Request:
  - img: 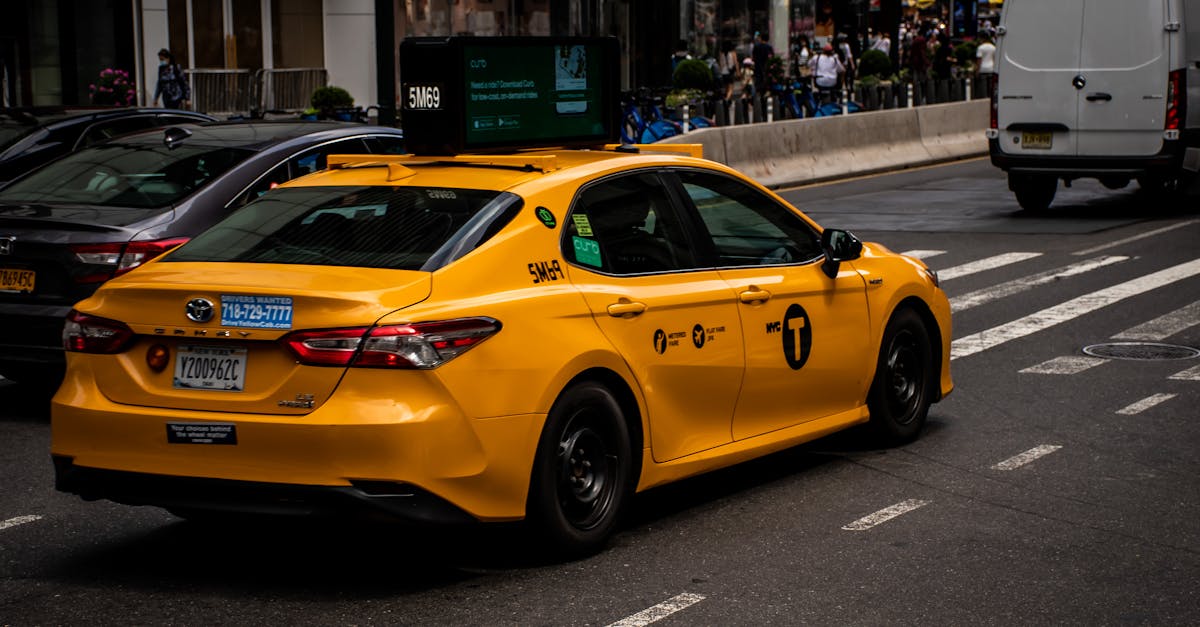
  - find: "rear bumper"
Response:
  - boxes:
[988,133,1198,176]
[51,364,546,522]
[0,303,72,370]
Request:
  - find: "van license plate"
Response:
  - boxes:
[174,345,247,391]
[1021,131,1053,150]
[0,268,35,293]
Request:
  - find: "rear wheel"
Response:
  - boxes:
[867,309,934,444]
[1010,174,1057,212]
[1099,176,1130,190]
[527,382,633,557]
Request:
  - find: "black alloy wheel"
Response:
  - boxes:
[528,382,632,557]
[867,308,934,443]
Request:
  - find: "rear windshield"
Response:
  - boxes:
[165,185,516,271]
[0,142,253,208]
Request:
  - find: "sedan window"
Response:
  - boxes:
[563,172,695,275]
[675,170,823,267]
[0,143,253,209]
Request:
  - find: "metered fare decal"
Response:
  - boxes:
[652,324,726,354]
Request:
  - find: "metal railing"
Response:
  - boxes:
[185,68,328,116]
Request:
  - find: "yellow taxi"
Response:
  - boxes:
[51,143,952,554]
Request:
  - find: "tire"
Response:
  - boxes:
[1099,176,1130,190]
[527,382,633,557]
[867,309,935,444]
[1011,174,1057,212]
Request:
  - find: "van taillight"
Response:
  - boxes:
[1166,69,1184,133]
[63,310,135,354]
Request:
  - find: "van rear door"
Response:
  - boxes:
[996,0,1085,157]
[1075,0,1170,156]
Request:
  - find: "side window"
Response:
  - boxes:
[289,138,369,176]
[563,172,695,275]
[676,170,823,267]
[78,116,158,147]
[230,162,291,208]
[363,135,407,155]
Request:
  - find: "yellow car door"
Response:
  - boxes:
[671,170,871,440]
[563,171,744,462]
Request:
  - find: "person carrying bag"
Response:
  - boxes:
[154,48,191,110]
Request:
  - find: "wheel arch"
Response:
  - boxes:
[889,295,945,402]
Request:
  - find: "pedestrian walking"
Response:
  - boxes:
[976,35,997,76]
[717,40,739,102]
[873,31,892,57]
[810,43,844,105]
[153,48,190,110]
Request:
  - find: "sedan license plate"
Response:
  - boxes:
[174,345,247,391]
[1021,131,1053,150]
[0,268,35,293]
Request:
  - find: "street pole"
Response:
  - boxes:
[375,0,397,126]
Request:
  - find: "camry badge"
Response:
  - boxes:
[185,298,215,323]
[0,236,13,255]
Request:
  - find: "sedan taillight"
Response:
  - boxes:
[63,310,135,354]
[70,238,190,283]
[282,318,501,369]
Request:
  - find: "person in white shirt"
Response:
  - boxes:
[976,36,997,75]
[872,32,892,57]
[809,44,845,104]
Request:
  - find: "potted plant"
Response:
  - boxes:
[306,86,356,121]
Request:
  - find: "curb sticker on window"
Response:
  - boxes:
[572,214,594,236]
[573,236,602,267]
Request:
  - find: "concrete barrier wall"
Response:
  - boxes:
[661,99,988,188]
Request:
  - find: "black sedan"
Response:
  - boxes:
[0,121,405,385]
[0,107,215,185]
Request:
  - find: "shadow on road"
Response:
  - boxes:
[0,380,52,422]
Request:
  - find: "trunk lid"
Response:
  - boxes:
[81,262,430,414]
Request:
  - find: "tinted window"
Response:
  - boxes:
[230,162,291,208]
[290,138,369,176]
[563,172,694,275]
[363,135,407,155]
[0,143,253,208]
[78,116,159,147]
[167,185,506,270]
[676,170,822,267]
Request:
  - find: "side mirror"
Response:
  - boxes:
[820,228,863,279]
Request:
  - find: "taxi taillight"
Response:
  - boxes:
[63,310,135,354]
[282,318,501,369]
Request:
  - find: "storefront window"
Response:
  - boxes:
[272,0,323,68]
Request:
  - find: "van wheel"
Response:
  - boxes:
[1137,173,1181,197]
[867,309,934,444]
[1100,176,1130,190]
[528,382,633,557]
[1011,174,1057,212]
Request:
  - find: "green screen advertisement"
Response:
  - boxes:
[462,43,607,146]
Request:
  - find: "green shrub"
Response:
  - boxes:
[672,59,713,90]
[858,49,892,79]
[954,41,978,67]
[310,85,354,111]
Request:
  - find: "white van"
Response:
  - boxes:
[988,0,1200,211]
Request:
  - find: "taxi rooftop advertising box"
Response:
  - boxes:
[400,37,620,155]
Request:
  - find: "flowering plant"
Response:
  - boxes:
[89,68,135,106]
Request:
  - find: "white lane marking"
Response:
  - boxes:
[606,593,706,627]
[1168,364,1200,381]
[1116,393,1178,416]
[0,515,43,531]
[992,445,1063,471]
[842,499,930,531]
[950,256,1129,312]
[937,252,1043,281]
[1019,356,1108,375]
[901,249,946,260]
[1073,219,1200,256]
[1112,300,1200,341]
[952,258,1200,360]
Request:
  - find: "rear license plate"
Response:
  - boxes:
[1021,131,1053,150]
[173,345,247,391]
[220,294,293,329]
[166,422,238,445]
[0,268,35,293]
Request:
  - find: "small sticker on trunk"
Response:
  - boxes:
[166,422,238,445]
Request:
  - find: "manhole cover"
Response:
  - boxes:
[1082,342,1200,361]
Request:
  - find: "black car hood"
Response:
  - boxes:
[0,202,170,230]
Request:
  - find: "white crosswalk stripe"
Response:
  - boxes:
[1020,356,1108,375]
[1111,300,1200,341]
[1168,364,1200,382]
[951,255,1128,312]
[937,252,1043,281]
[1116,393,1177,415]
[952,257,1200,360]
[900,249,947,260]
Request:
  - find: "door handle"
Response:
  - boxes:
[1085,92,1112,102]
[606,300,647,317]
[739,287,772,304]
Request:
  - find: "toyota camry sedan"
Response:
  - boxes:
[51,145,952,555]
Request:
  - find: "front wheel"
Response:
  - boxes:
[528,382,633,557]
[867,309,935,444]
